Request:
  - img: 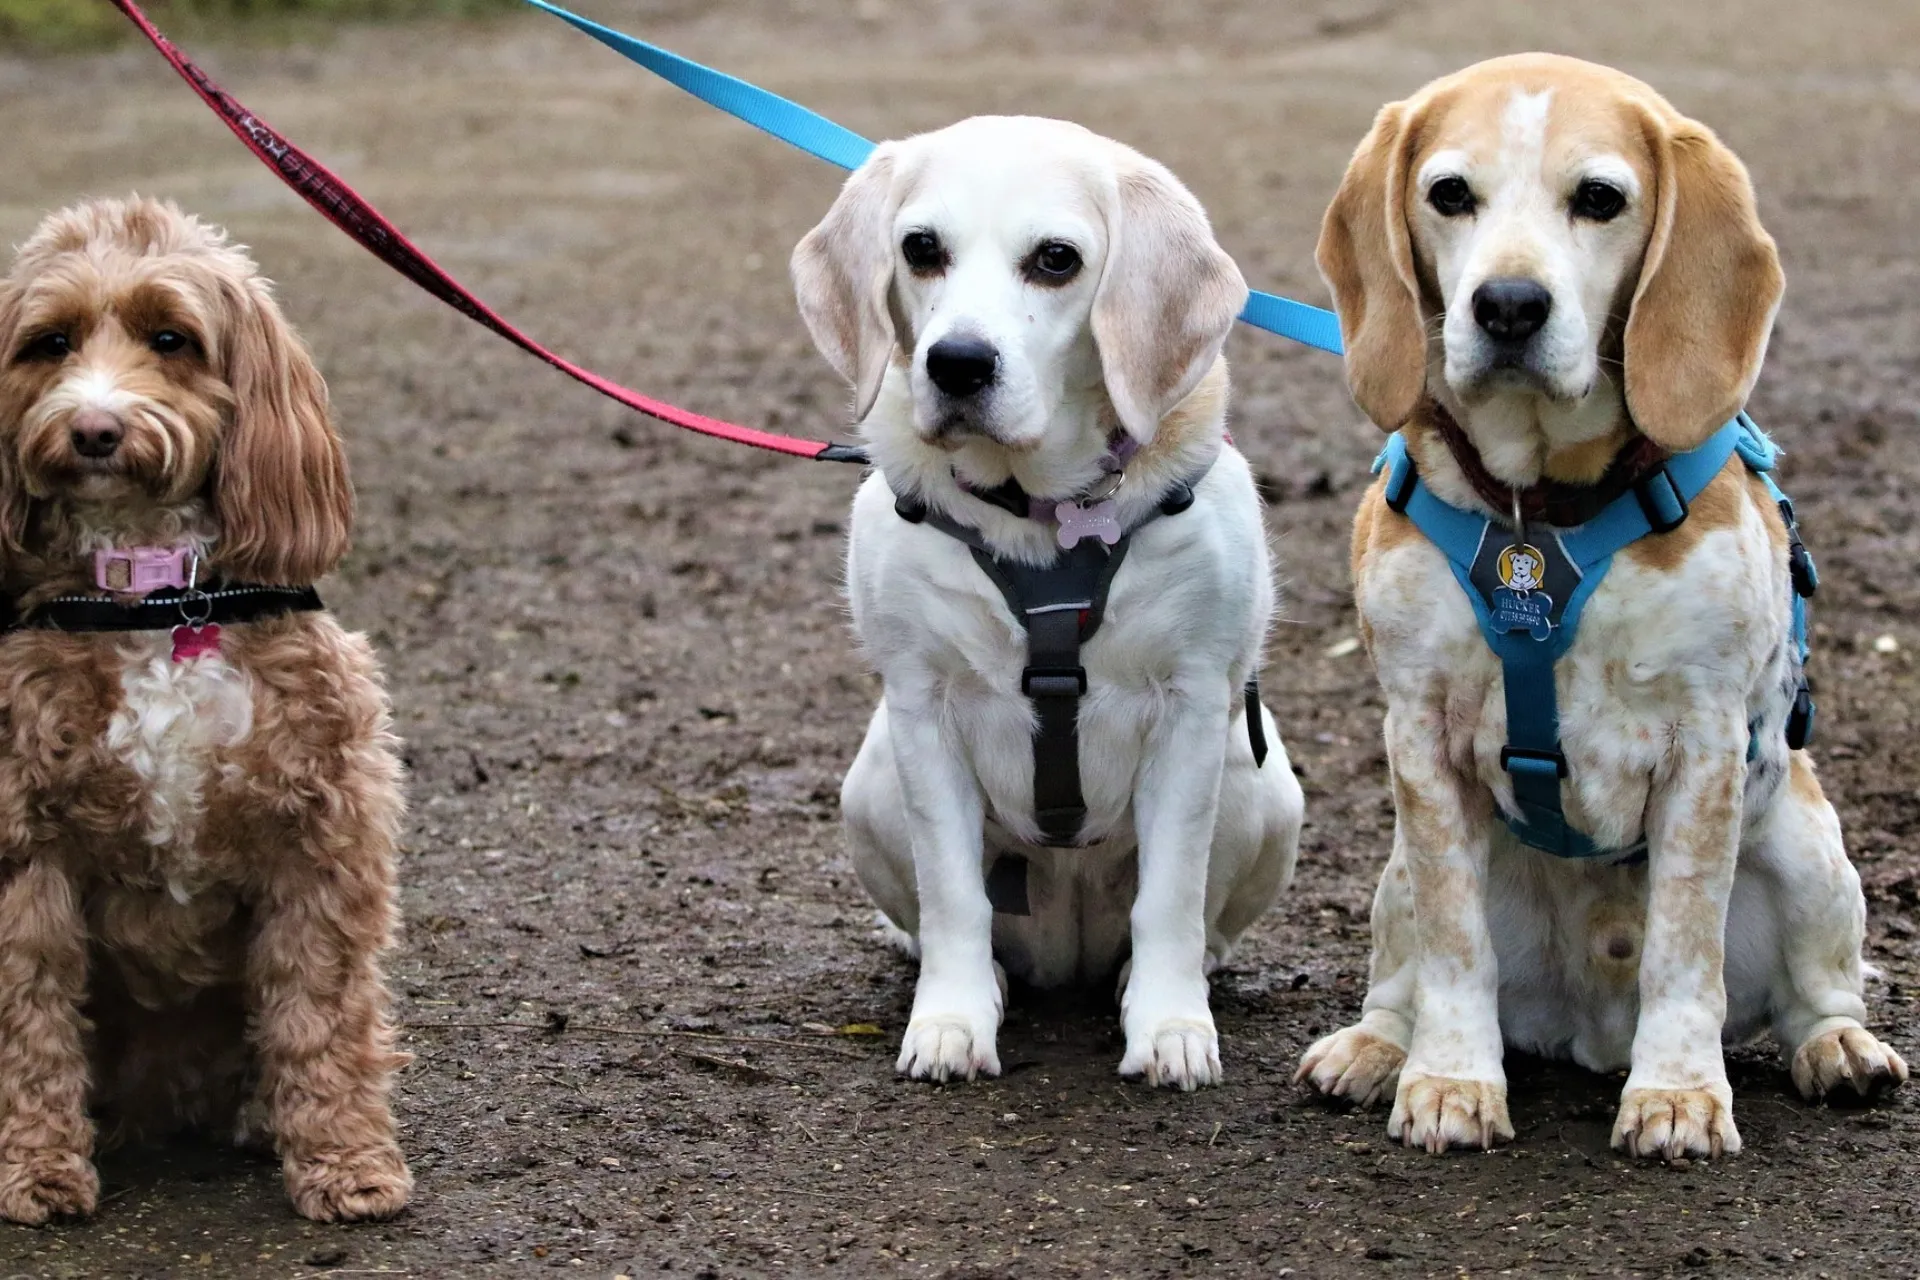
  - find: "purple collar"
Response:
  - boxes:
[953,434,1140,549]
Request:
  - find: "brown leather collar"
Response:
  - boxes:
[1427,401,1672,528]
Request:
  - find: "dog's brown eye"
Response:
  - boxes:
[1427,177,1476,217]
[901,230,947,274]
[1571,179,1627,222]
[149,329,191,355]
[17,331,71,362]
[1025,241,1083,285]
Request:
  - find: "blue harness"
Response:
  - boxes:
[1374,414,1817,859]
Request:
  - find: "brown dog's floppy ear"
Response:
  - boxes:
[213,276,352,584]
[1317,102,1427,431]
[791,144,901,424]
[0,281,30,569]
[1090,158,1248,446]
[1623,115,1783,451]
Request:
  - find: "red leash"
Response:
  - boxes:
[107,0,865,465]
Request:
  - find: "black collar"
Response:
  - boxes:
[0,581,324,635]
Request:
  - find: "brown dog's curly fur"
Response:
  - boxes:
[0,197,410,1224]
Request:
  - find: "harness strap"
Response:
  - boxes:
[1377,414,1805,860]
[893,467,1246,849]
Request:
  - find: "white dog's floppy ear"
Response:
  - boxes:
[1316,101,1427,432]
[1623,113,1783,452]
[791,145,901,424]
[1090,159,1247,446]
[213,274,353,585]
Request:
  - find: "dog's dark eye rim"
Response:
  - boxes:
[149,329,195,355]
[15,331,72,362]
[1023,240,1084,284]
[1571,179,1628,221]
[1427,176,1477,217]
[900,229,948,273]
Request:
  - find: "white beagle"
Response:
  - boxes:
[1299,55,1905,1158]
[792,116,1303,1089]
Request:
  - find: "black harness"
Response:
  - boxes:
[0,582,324,635]
[892,467,1268,869]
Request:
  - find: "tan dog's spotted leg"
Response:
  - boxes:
[247,815,411,1223]
[1297,844,1415,1107]
[1380,712,1513,1152]
[1613,732,1745,1161]
[0,860,99,1224]
[1762,757,1908,1102]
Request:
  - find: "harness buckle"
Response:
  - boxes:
[1500,745,1569,779]
[1786,684,1816,751]
[894,494,927,524]
[1022,666,1087,698]
[1384,453,1417,514]
[1789,538,1818,599]
[1633,467,1689,534]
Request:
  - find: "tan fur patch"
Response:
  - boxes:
[1619,456,1750,573]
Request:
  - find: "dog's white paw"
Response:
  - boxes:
[1120,1017,1223,1091]
[1791,1025,1908,1103]
[1390,1073,1513,1153]
[1296,1025,1406,1108]
[1611,1086,1740,1162]
[897,1011,1001,1083]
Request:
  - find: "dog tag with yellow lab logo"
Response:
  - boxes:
[1469,532,1581,644]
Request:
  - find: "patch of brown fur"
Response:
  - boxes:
[0,199,408,1226]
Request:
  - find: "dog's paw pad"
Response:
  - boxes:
[1390,1075,1512,1153]
[286,1144,412,1222]
[1120,1018,1222,1092]
[1296,1026,1406,1108]
[0,1148,99,1225]
[1611,1087,1740,1161]
[1792,1025,1909,1103]
[896,1014,1000,1083]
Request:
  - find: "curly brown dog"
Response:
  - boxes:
[0,196,410,1224]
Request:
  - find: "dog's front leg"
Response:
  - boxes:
[1383,705,1513,1152]
[886,683,1002,1082]
[1613,723,1745,1161]
[0,859,97,1224]
[248,813,412,1222]
[1120,682,1231,1090]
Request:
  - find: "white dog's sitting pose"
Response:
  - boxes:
[792,116,1303,1089]
[1299,54,1905,1158]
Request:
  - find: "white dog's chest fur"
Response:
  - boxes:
[106,633,254,895]
[849,455,1267,851]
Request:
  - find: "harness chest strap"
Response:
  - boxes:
[893,468,1266,902]
[1375,413,1816,860]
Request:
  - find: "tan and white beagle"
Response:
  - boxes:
[1299,54,1905,1159]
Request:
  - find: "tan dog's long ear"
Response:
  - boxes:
[213,276,352,584]
[1091,159,1247,445]
[1623,116,1783,450]
[1317,102,1426,431]
[791,145,900,424]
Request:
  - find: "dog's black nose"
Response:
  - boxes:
[1472,278,1553,344]
[925,336,998,398]
[70,410,123,459]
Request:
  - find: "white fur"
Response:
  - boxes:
[107,632,253,899]
[813,119,1304,1090]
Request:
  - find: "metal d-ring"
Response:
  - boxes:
[177,552,212,629]
[1084,468,1125,504]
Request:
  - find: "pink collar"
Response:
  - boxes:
[94,546,199,595]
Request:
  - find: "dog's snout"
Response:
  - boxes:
[1472,278,1553,344]
[925,336,999,398]
[69,409,124,460]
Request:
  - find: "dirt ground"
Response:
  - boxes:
[3,0,1920,1275]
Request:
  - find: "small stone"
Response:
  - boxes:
[1874,633,1900,654]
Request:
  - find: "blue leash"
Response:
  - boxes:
[524,0,1346,357]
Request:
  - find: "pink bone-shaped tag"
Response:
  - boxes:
[95,546,195,594]
[170,623,223,663]
[1054,500,1123,549]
